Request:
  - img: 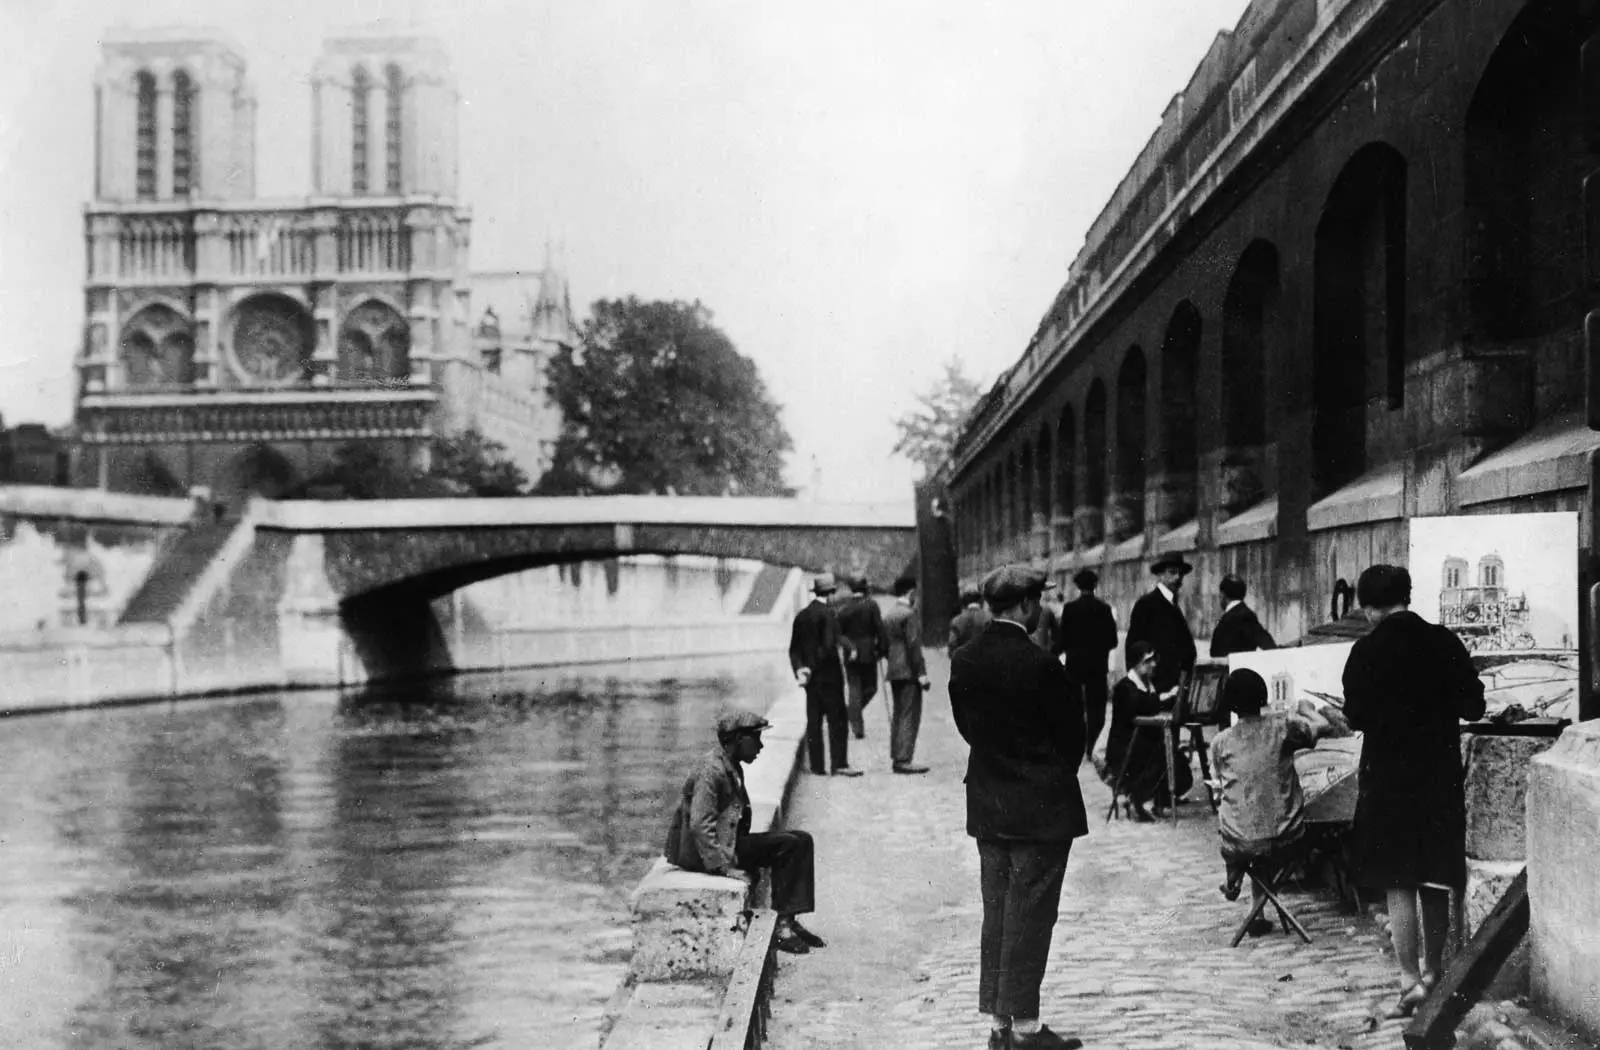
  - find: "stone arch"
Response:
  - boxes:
[1113,347,1148,540]
[1083,380,1108,546]
[1056,405,1076,548]
[216,444,298,516]
[1313,142,1407,496]
[1158,302,1201,527]
[1464,0,1592,413]
[1036,425,1053,552]
[338,297,411,385]
[1221,240,1279,513]
[228,293,315,387]
[119,303,194,388]
[1019,441,1035,548]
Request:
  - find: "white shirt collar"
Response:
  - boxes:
[1224,599,1242,613]
[896,596,914,607]
[1157,582,1178,604]
[1128,668,1153,690]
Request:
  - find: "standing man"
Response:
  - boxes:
[1030,579,1063,656]
[837,576,890,740]
[882,575,933,774]
[1126,554,1197,697]
[948,588,991,653]
[950,565,1087,1050]
[1209,574,1277,657]
[790,573,862,777]
[1059,568,1119,766]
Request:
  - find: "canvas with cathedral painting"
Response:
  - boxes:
[1409,513,1579,724]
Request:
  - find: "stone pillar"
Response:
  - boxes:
[277,534,347,686]
[155,79,175,200]
[1527,720,1600,1041]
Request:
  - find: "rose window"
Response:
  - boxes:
[230,295,314,386]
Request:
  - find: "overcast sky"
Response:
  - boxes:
[1,0,1249,501]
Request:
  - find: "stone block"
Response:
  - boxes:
[600,980,722,1050]
[1465,734,1560,863]
[1527,721,1600,1042]
[627,857,749,983]
[1466,859,1531,1000]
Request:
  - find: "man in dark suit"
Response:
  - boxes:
[836,576,890,739]
[1209,574,1277,657]
[789,573,862,777]
[948,588,991,653]
[950,565,1087,1050]
[1059,568,1119,763]
[1126,553,1197,696]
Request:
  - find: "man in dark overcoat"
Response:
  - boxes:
[789,572,862,776]
[836,576,890,739]
[950,565,1086,1050]
[1208,574,1277,657]
[1059,568,1118,762]
[948,588,991,653]
[1125,553,1197,696]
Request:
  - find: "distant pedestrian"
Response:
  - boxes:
[1030,579,1063,656]
[1209,574,1276,657]
[837,576,889,740]
[663,707,828,955]
[882,575,932,774]
[1342,565,1485,1019]
[789,572,862,777]
[1126,554,1197,695]
[950,565,1086,1050]
[947,589,991,653]
[1059,568,1118,766]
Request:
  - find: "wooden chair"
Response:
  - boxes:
[1229,856,1313,947]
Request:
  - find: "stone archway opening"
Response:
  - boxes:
[1159,302,1200,528]
[1083,380,1108,547]
[1221,240,1279,514]
[1056,405,1076,552]
[339,299,412,386]
[1113,348,1147,541]
[217,444,299,518]
[119,304,195,388]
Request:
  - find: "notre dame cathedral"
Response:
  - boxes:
[74,24,570,509]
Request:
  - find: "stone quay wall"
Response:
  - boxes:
[1527,720,1600,1042]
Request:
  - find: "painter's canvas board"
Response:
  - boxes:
[1229,643,1355,714]
[1409,513,1579,722]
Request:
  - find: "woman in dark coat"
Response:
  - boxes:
[1104,640,1192,820]
[1342,565,1486,1018]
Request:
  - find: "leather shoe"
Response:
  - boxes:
[1010,1025,1082,1050]
[832,767,864,777]
[788,919,826,948]
[892,763,929,774]
[773,929,810,954]
[1245,916,1275,938]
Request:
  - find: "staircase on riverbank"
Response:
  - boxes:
[118,521,238,625]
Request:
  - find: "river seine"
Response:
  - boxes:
[0,653,792,1050]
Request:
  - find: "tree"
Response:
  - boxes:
[892,357,985,479]
[299,428,531,499]
[538,297,794,496]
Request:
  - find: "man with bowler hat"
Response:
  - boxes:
[1059,568,1119,765]
[1126,553,1197,697]
[789,572,862,776]
[950,564,1087,1050]
[1209,574,1277,657]
[663,707,828,954]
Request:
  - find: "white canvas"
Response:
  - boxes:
[1229,642,1355,713]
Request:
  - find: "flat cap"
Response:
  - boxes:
[981,564,1052,608]
[716,707,772,738]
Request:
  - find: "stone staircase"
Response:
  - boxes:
[118,521,239,625]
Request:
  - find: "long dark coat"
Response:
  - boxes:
[1060,594,1118,683]
[1341,611,1486,889]
[1209,602,1277,657]
[1126,588,1196,693]
[949,620,1087,842]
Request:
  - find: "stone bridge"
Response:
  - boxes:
[252,496,918,602]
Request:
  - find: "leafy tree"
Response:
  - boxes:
[892,357,985,479]
[428,428,531,497]
[538,297,794,496]
[299,428,530,499]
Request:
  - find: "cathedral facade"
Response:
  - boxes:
[75,25,569,509]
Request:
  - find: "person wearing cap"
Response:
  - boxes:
[1126,553,1197,697]
[836,576,890,741]
[789,572,862,776]
[663,707,827,955]
[1059,568,1118,767]
[948,588,991,653]
[1341,565,1485,1019]
[882,574,933,774]
[950,564,1087,1050]
[1209,574,1277,657]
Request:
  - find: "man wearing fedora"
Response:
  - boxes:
[789,572,862,777]
[950,565,1087,1050]
[1059,568,1119,766]
[663,707,828,954]
[1126,553,1197,698]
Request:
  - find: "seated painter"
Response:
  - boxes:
[1210,669,1339,936]
[662,707,827,955]
[1103,640,1192,821]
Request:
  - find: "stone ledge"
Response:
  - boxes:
[1527,721,1600,1042]
[601,981,722,1050]
[1466,734,1559,863]
[1456,1000,1600,1050]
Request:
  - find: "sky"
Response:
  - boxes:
[0,0,1251,502]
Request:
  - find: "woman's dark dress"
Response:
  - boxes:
[1104,675,1192,805]
[1341,611,1486,889]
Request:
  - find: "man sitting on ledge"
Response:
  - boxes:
[663,707,827,955]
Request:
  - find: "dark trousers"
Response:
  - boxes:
[845,662,879,738]
[1080,672,1109,761]
[737,829,816,915]
[889,679,922,765]
[805,678,850,773]
[977,837,1072,1020]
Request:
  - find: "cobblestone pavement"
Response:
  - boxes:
[766,653,1415,1050]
